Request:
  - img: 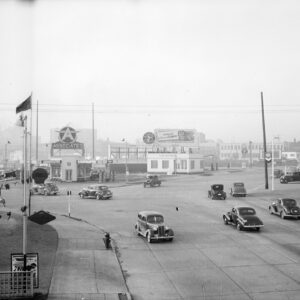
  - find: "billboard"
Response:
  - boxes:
[155,129,195,143]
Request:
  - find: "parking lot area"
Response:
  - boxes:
[4,168,300,300]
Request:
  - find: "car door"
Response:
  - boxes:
[89,186,97,198]
[277,199,283,215]
[272,200,279,214]
[140,216,147,235]
[231,208,238,224]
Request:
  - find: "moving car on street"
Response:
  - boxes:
[208,184,226,200]
[144,175,161,188]
[280,171,300,184]
[135,211,174,243]
[78,184,113,200]
[230,182,247,197]
[30,182,59,196]
[223,206,264,231]
[269,198,300,219]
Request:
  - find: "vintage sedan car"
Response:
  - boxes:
[269,198,300,219]
[208,184,226,200]
[30,182,59,196]
[144,175,161,188]
[223,206,264,231]
[230,182,247,197]
[78,184,113,200]
[134,211,174,243]
[280,171,300,184]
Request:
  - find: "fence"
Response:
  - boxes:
[0,271,33,299]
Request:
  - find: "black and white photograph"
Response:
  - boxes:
[0,0,300,299]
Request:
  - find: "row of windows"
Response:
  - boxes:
[220,144,282,150]
[220,153,260,158]
[150,159,201,170]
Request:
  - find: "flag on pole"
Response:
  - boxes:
[16,94,32,114]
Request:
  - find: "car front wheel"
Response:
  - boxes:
[79,194,84,199]
[146,233,152,243]
[256,227,260,231]
[223,216,228,225]
[280,211,285,219]
[237,223,243,231]
[96,194,101,200]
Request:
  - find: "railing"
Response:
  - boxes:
[0,271,33,299]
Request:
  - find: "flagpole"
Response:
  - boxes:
[29,104,33,216]
[92,102,95,160]
[23,115,28,269]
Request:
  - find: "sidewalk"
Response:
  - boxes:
[47,215,131,300]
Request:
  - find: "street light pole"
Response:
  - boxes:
[4,141,11,171]
[22,116,28,269]
[271,136,280,191]
[271,138,274,191]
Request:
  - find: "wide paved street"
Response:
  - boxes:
[6,168,300,299]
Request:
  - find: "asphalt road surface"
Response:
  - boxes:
[7,168,300,299]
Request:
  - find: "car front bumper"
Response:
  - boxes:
[243,224,264,228]
[151,235,174,240]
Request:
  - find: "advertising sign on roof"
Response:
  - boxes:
[155,129,195,143]
[51,126,85,157]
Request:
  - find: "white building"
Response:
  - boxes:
[147,152,204,174]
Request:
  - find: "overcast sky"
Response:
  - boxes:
[1,0,300,143]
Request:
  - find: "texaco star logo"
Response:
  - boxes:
[58,126,78,143]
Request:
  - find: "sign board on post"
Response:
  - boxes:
[265,152,272,163]
[11,253,39,288]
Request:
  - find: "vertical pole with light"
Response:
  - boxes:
[271,137,274,191]
[23,115,28,270]
[16,94,32,272]
[4,141,11,171]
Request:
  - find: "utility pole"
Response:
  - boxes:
[36,101,39,164]
[261,92,269,189]
[23,115,28,270]
[92,103,95,160]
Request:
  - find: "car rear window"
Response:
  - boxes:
[238,208,256,215]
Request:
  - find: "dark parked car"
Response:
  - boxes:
[230,182,247,197]
[78,185,112,200]
[134,211,174,243]
[280,172,300,184]
[223,206,264,231]
[30,182,59,196]
[144,175,161,188]
[208,184,226,200]
[269,198,300,219]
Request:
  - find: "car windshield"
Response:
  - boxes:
[238,207,256,215]
[97,186,108,190]
[282,199,296,207]
[147,215,164,224]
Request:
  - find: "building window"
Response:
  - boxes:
[190,160,195,169]
[162,160,169,169]
[151,160,158,169]
[67,162,71,166]
[181,160,187,169]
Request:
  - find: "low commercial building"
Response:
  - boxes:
[147,152,204,174]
